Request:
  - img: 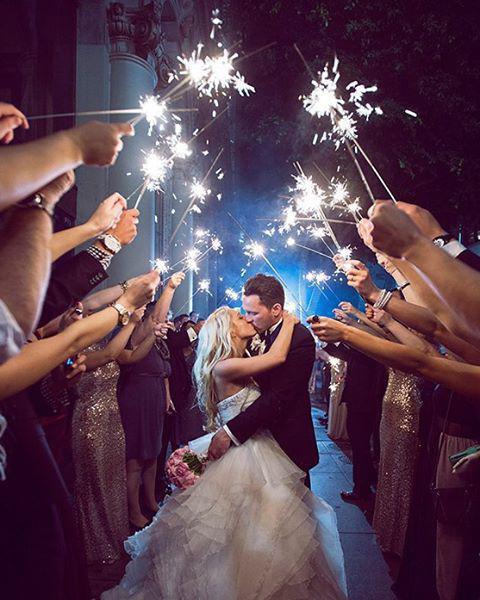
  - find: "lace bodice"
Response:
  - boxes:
[216,385,260,424]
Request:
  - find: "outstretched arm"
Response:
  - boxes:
[51,193,125,262]
[309,317,480,403]
[0,121,133,209]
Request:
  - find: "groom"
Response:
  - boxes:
[208,273,319,487]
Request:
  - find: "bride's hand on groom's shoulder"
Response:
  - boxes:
[282,310,299,326]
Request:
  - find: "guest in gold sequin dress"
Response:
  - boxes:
[73,345,129,564]
[373,368,422,557]
[72,309,150,564]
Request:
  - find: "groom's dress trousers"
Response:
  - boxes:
[325,343,387,496]
[226,322,319,474]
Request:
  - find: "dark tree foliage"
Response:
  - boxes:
[225,0,480,239]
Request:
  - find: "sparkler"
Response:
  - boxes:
[198,279,212,295]
[175,278,214,315]
[152,258,170,274]
[225,288,240,301]
[167,124,192,159]
[130,95,168,132]
[305,271,331,286]
[141,150,172,190]
[210,8,223,39]
[178,45,255,99]
[296,46,396,203]
[169,147,224,245]
[228,212,309,318]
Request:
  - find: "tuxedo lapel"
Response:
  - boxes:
[265,320,283,352]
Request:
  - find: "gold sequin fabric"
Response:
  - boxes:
[373,368,422,557]
[72,344,129,564]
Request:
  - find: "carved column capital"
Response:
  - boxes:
[132,1,164,59]
[107,2,135,54]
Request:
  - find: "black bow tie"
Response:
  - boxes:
[263,329,273,347]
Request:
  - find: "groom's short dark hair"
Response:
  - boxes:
[243,274,285,308]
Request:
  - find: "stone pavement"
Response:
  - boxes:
[310,407,399,600]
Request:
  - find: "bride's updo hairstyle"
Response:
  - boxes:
[193,306,242,431]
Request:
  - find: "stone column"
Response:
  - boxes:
[105,2,158,282]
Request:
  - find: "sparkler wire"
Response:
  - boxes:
[227,212,309,318]
[168,147,224,245]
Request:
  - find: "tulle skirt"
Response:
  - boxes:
[102,432,348,599]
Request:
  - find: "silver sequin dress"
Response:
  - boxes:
[373,368,422,557]
[72,345,129,564]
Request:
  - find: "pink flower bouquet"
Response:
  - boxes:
[165,446,208,490]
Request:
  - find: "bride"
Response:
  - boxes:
[103,307,347,599]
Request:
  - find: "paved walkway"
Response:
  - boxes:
[90,407,399,599]
[310,407,398,600]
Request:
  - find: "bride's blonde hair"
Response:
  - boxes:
[193,307,242,431]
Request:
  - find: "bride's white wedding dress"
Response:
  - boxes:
[103,384,348,599]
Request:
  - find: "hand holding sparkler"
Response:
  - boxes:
[106,208,139,247]
[87,192,127,235]
[154,321,175,340]
[338,301,359,316]
[365,305,392,327]
[344,260,380,303]
[368,201,425,258]
[333,308,355,326]
[372,201,447,241]
[118,270,160,312]
[0,102,29,144]
[307,315,348,344]
[67,121,134,166]
[167,271,185,290]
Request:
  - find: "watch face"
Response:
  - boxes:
[101,235,121,253]
[120,313,130,325]
[433,238,446,248]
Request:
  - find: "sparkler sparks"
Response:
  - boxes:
[330,181,349,206]
[139,96,168,134]
[198,279,212,294]
[210,8,223,39]
[292,173,326,216]
[302,58,381,146]
[185,248,201,273]
[338,247,352,261]
[211,237,223,252]
[305,271,331,286]
[152,258,169,274]
[141,150,172,190]
[244,241,265,259]
[178,45,255,100]
[190,179,210,202]
[225,288,240,301]
[167,125,192,159]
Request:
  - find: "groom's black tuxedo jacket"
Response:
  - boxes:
[226,322,319,473]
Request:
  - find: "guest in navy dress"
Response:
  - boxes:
[117,273,185,531]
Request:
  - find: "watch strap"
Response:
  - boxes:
[18,192,54,217]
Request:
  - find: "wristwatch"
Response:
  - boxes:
[111,302,131,326]
[432,234,455,248]
[98,233,122,255]
[18,192,54,217]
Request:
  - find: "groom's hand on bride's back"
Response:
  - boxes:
[207,429,232,461]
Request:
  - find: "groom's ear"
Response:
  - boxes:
[271,303,283,317]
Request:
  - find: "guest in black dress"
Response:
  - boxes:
[117,336,171,531]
